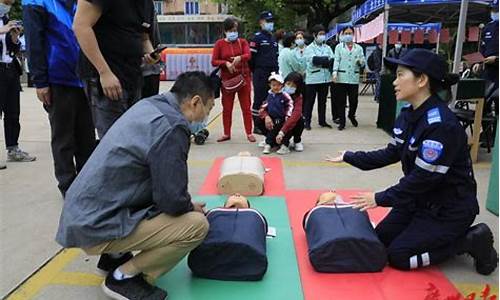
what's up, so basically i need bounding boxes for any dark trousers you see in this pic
[304,83,329,127]
[255,117,285,147]
[0,63,21,149]
[45,85,96,194]
[252,68,276,126]
[330,82,339,121]
[335,83,359,126]
[283,118,305,145]
[142,74,160,99]
[375,208,474,270]
[83,78,141,139]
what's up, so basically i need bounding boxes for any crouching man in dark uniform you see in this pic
[56,72,215,300]
[326,49,498,275]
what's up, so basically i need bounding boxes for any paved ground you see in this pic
[1,82,498,299]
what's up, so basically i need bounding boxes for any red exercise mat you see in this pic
[198,157,285,196]
[285,190,463,300]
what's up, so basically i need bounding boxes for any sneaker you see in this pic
[277,145,291,155]
[289,141,295,149]
[7,148,36,162]
[97,253,134,274]
[461,223,498,275]
[262,144,271,154]
[294,142,304,152]
[319,123,332,129]
[258,139,267,148]
[102,272,168,300]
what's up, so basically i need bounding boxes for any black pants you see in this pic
[141,74,160,98]
[330,82,339,121]
[335,83,359,126]
[83,78,141,139]
[255,117,284,147]
[0,63,21,149]
[283,118,305,145]
[252,68,276,127]
[304,83,329,127]
[45,85,96,194]
[375,208,474,270]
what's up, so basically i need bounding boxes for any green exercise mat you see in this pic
[155,196,304,300]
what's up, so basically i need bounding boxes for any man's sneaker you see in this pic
[262,144,272,154]
[7,148,36,162]
[277,145,291,155]
[460,223,498,275]
[294,142,304,152]
[97,253,134,274]
[258,139,267,148]
[102,272,168,300]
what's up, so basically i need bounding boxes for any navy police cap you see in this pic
[259,11,274,21]
[384,48,448,82]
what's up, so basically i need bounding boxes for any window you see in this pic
[159,23,186,44]
[208,23,224,44]
[185,1,200,15]
[186,23,207,44]
[154,1,163,15]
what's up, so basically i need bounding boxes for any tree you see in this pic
[8,1,22,20]
[217,0,366,34]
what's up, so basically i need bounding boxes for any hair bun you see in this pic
[442,73,460,87]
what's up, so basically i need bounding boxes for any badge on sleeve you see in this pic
[421,140,444,163]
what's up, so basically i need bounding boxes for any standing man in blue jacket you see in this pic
[249,11,279,133]
[23,0,96,197]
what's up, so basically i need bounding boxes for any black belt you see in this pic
[337,70,360,74]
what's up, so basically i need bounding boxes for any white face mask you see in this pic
[0,3,11,18]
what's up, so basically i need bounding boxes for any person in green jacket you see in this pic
[333,26,366,130]
[278,33,297,78]
[304,24,334,130]
[293,31,307,76]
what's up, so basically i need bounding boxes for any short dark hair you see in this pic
[408,68,460,102]
[283,33,296,48]
[274,29,286,41]
[342,26,355,34]
[311,24,326,35]
[170,71,215,103]
[223,17,238,32]
[284,72,305,98]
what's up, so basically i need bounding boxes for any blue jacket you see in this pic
[344,96,479,219]
[480,20,499,82]
[249,30,279,71]
[22,0,82,88]
[261,91,294,120]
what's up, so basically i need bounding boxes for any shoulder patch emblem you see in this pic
[421,139,444,163]
[427,108,442,124]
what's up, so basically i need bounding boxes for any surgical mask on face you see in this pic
[283,85,297,95]
[262,22,274,32]
[295,38,305,47]
[342,34,353,43]
[491,12,499,21]
[0,3,11,17]
[226,31,238,42]
[395,43,402,50]
[316,35,326,44]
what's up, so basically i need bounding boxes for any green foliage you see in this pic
[9,1,23,20]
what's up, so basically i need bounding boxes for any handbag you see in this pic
[221,39,247,93]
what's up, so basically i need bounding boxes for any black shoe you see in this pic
[338,124,345,131]
[333,118,340,125]
[349,116,358,127]
[102,272,168,300]
[97,253,134,274]
[253,127,263,135]
[319,123,332,128]
[460,223,498,275]
[305,124,312,131]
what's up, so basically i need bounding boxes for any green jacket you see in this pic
[333,42,366,85]
[293,47,307,75]
[304,42,334,85]
[279,47,307,78]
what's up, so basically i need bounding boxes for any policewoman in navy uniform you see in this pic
[249,11,279,132]
[326,49,498,274]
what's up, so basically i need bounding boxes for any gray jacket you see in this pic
[56,92,193,248]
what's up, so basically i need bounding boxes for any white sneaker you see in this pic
[294,142,304,152]
[0,153,6,170]
[277,145,291,155]
[258,139,267,148]
[262,144,272,154]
